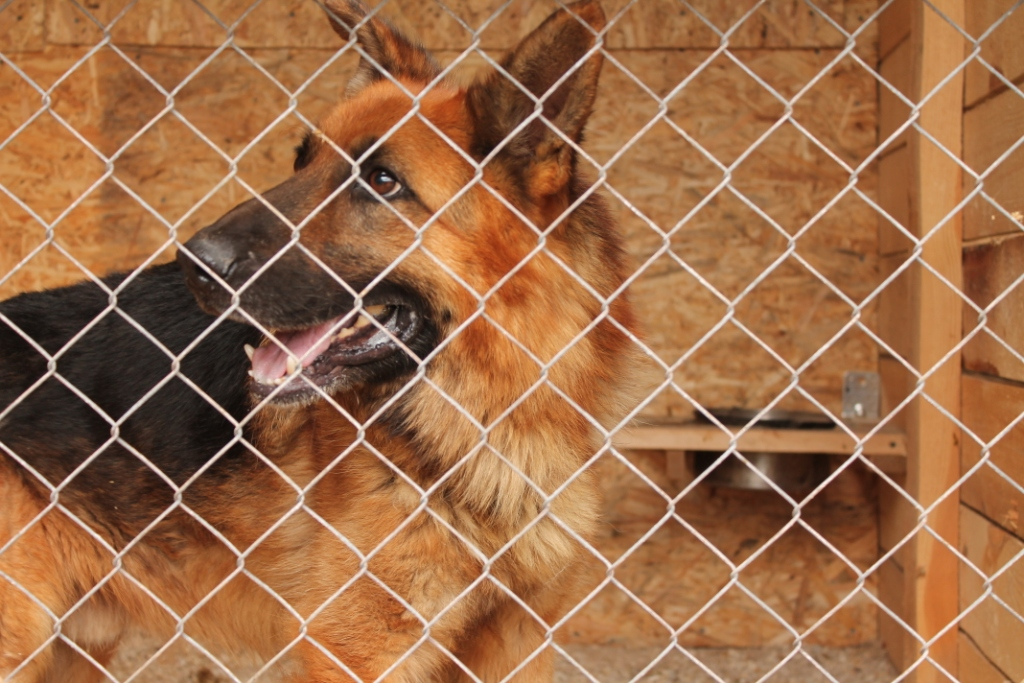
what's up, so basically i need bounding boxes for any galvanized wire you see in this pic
[0,0,1022,682]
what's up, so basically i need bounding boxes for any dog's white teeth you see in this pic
[339,306,386,336]
[244,344,255,361]
[248,369,289,385]
[286,356,299,375]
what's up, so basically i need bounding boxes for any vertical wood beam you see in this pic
[903,0,963,680]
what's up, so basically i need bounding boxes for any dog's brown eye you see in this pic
[368,168,401,198]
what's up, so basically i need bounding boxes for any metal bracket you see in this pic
[842,371,880,421]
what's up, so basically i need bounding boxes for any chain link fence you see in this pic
[1,0,1023,681]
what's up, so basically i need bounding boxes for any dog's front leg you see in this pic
[448,597,555,683]
[281,591,461,683]
[287,638,456,683]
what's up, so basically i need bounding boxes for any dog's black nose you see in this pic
[179,236,241,284]
[177,235,248,316]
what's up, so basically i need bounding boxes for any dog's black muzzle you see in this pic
[177,177,355,327]
[177,175,439,402]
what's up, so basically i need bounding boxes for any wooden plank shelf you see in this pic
[614,423,907,473]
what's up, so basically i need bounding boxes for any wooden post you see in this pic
[902,0,963,680]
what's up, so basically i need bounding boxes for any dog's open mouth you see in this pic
[247,303,422,401]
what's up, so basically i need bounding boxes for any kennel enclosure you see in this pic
[1,0,1023,681]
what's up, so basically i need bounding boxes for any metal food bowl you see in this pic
[693,408,834,493]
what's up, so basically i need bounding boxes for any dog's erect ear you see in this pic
[323,0,441,96]
[467,1,605,172]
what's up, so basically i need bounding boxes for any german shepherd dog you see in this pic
[0,1,639,680]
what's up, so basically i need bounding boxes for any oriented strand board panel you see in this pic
[964,0,1024,108]
[4,1,883,420]
[605,0,877,56]
[0,0,886,657]
[961,374,1024,540]
[43,0,878,53]
[566,450,879,648]
[963,235,1024,384]
[0,46,360,297]
[44,0,339,48]
[0,0,44,52]
[963,86,1024,242]
[0,42,882,421]
[594,48,879,418]
[959,506,1024,683]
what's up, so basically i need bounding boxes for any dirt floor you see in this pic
[108,635,897,682]
[555,644,897,682]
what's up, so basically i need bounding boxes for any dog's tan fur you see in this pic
[0,2,639,680]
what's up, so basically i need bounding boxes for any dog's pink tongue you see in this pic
[251,320,337,382]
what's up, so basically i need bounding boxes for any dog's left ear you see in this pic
[467,0,605,195]
[323,0,441,97]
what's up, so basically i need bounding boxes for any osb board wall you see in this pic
[0,0,882,649]
[0,0,880,417]
[570,451,879,648]
[0,43,362,293]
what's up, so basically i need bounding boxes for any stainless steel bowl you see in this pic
[693,451,830,492]
[693,408,833,493]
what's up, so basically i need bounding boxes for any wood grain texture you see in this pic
[876,253,913,362]
[897,0,964,678]
[878,355,913,434]
[877,557,906,668]
[0,46,360,298]
[616,422,906,457]
[960,374,1024,541]
[0,0,44,52]
[571,450,880,648]
[878,473,913,570]
[0,0,889,654]
[2,6,883,420]
[963,87,1024,242]
[879,0,911,60]
[963,236,1024,383]
[879,36,913,154]
[41,0,879,53]
[959,505,1024,683]
[958,631,1014,683]
[588,47,879,419]
[878,146,913,255]
[964,0,1024,108]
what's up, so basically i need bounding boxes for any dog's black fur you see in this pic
[0,262,260,540]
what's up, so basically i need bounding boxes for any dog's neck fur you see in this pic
[244,0,639,568]
[249,186,637,564]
